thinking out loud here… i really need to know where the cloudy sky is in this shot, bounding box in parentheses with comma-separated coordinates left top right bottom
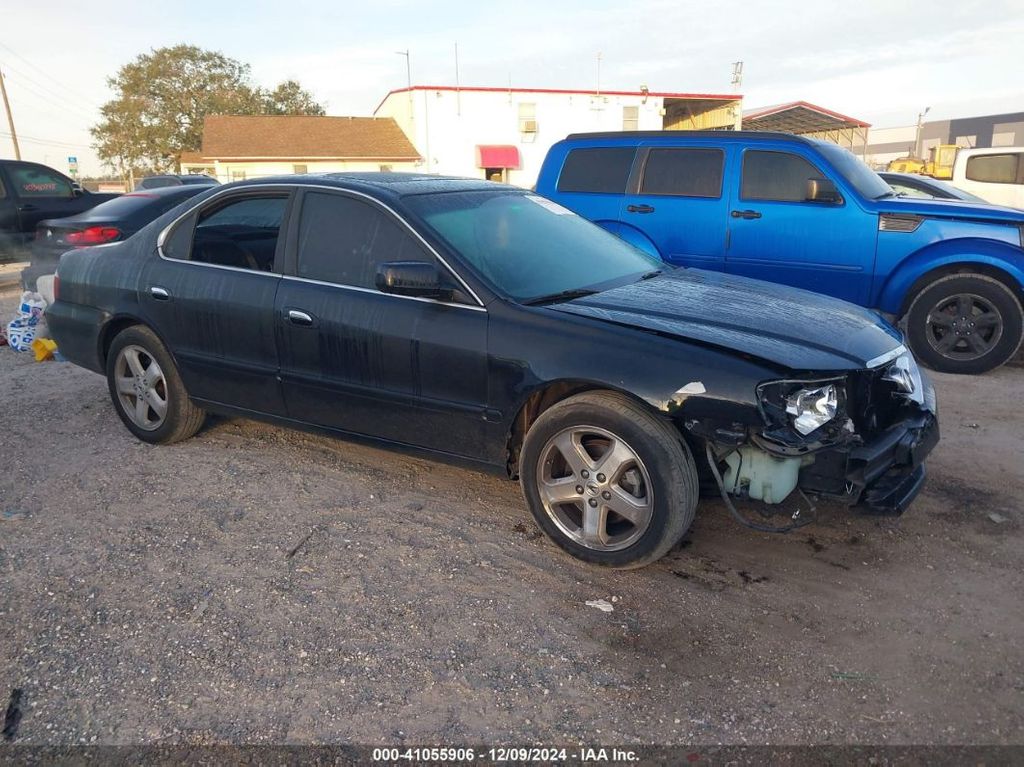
(2, 0, 1022, 176)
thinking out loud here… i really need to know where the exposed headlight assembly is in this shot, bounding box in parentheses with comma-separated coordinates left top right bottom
(758, 378, 848, 442)
(882, 351, 924, 405)
(785, 384, 840, 435)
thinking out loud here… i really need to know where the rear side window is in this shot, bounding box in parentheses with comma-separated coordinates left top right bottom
(741, 150, 822, 202)
(177, 195, 286, 271)
(965, 154, 1020, 184)
(557, 147, 636, 194)
(296, 192, 428, 289)
(7, 164, 73, 198)
(640, 148, 724, 197)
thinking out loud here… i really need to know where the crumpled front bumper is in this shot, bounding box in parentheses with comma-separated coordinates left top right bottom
(799, 380, 939, 515)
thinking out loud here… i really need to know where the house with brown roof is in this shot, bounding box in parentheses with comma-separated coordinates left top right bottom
(179, 115, 422, 182)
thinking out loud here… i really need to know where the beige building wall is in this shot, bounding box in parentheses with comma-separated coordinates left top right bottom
(180, 158, 419, 183)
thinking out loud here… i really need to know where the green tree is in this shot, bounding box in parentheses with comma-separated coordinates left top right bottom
(91, 45, 324, 175)
(261, 79, 326, 116)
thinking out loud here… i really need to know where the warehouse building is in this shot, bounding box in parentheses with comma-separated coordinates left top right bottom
(373, 85, 742, 187)
(865, 111, 1024, 169)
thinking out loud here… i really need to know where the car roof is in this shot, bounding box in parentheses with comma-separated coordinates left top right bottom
(562, 130, 819, 145)
(230, 172, 509, 200)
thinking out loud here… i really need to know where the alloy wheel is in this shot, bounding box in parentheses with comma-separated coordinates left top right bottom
(536, 425, 654, 551)
(114, 345, 168, 431)
(925, 293, 1003, 362)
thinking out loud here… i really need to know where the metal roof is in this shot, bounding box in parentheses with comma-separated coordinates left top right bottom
(743, 101, 870, 133)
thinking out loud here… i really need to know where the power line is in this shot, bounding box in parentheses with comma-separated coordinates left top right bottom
(0, 40, 102, 113)
(0, 129, 90, 149)
(0, 61, 99, 120)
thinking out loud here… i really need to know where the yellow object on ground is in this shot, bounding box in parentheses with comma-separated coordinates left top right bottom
(31, 337, 57, 362)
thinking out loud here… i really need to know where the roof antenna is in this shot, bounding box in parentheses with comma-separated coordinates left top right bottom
(731, 61, 744, 91)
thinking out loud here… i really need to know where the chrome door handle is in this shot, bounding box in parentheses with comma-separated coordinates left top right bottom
(287, 309, 314, 326)
(150, 286, 170, 300)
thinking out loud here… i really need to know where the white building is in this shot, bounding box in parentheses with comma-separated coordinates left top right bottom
(374, 85, 742, 187)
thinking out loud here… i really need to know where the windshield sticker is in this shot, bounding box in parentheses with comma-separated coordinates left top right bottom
(526, 195, 575, 215)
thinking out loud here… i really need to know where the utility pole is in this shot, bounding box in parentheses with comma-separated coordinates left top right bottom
(596, 52, 602, 96)
(914, 106, 931, 159)
(0, 65, 22, 160)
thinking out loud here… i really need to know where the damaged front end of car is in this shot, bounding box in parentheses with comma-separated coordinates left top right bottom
(681, 347, 939, 529)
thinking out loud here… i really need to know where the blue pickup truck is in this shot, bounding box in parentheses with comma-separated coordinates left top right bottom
(536, 132, 1024, 374)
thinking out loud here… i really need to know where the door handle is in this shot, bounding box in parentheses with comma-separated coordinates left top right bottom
(149, 286, 170, 300)
(17, 204, 38, 212)
(730, 209, 762, 220)
(286, 309, 315, 326)
(626, 204, 656, 214)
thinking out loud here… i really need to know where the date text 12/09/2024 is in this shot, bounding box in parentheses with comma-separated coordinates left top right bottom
(371, 746, 640, 762)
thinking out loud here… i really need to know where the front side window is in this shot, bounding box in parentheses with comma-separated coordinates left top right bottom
(406, 190, 661, 302)
(966, 154, 1020, 184)
(296, 192, 429, 289)
(740, 150, 824, 202)
(183, 195, 286, 271)
(640, 148, 723, 197)
(556, 147, 637, 194)
(8, 164, 73, 198)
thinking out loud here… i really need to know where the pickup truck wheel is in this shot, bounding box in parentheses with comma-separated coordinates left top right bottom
(519, 391, 698, 569)
(106, 325, 206, 444)
(905, 274, 1023, 374)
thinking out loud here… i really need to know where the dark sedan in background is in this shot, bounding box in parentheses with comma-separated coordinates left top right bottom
(47, 174, 938, 568)
(21, 184, 215, 290)
(879, 171, 989, 203)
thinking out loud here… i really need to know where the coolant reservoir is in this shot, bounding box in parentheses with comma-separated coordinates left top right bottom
(722, 447, 810, 505)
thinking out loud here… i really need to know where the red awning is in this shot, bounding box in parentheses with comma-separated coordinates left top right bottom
(475, 145, 521, 169)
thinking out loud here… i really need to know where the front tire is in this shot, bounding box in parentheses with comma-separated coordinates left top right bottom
(519, 391, 698, 569)
(106, 325, 206, 444)
(905, 273, 1023, 374)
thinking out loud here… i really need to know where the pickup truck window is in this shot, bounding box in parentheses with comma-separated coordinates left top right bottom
(8, 165, 73, 198)
(966, 153, 1020, 184)
(557, 147, 636, 194)
(640, 148, 723, 198)
(741, 150, 823, 202)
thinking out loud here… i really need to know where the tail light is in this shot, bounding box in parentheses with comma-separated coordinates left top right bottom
(66, 226, 122, 246)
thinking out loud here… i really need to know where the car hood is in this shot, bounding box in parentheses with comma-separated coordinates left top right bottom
(873, 196, 1024, 222)
(549, 269, 904, 371)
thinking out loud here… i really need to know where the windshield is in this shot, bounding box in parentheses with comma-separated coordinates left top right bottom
(405, 191, 662, 302)
(815, 142, 893, 200)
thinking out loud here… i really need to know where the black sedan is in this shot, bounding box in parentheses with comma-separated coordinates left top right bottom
(47, 174, 938, 568)
(22, 184, 215, 290)
(879, 171, 989, 203)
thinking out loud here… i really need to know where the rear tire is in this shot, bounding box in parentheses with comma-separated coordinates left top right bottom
(905, 273, 1023, 374)
(106, 325, 205, 444)
(519, 391, 698, 569)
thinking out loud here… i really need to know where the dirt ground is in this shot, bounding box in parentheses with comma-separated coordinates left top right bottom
(0, 285, 1021, 747)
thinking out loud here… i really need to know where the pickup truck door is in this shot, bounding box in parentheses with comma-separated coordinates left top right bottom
(3, 162, 92, 242)
(0, 167, 19, 255)
(725, 147, 877, 305)
(617, 144, 730, 269)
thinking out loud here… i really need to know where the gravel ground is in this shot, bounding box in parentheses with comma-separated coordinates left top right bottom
(0, 285, 1022, 747)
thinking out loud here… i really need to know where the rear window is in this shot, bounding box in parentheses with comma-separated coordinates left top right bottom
(965, 154, 1020, 184)
(557, 147, 636, 194)
(83, 191, 193, 218)
(640, 148, 723, 197)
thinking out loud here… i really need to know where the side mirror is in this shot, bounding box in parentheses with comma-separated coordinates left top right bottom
(71, 183, 85, 197)
(375, 261, 448, 299)
(806, 178, 842, 204)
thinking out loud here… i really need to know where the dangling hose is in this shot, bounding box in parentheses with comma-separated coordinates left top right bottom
(704, 444, 815, 534)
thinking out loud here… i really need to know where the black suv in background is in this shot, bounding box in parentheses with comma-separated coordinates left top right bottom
(1, 160, 119, 262)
